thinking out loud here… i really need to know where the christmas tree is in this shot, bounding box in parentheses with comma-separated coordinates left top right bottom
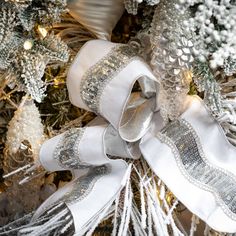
(0, 0, 236, 235)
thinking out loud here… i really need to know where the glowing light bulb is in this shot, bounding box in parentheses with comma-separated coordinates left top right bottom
(23, 39, 33, 50)
(38, 25, 48, 38)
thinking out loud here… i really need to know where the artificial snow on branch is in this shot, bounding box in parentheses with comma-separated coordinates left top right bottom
(0, 0, 69, 102)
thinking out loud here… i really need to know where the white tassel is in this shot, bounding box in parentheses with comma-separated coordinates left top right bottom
(122, 183, 133, 234)
(163, 199, 184, 236)
(147, 176, 182, 236)
(133, 162, 182, 236)
(20, 208, 69, 236)
(164, 199, 178, 224)
(147, 194, 153, 236)
(152, 197, 169, 235)
(61, 219, 73, 234)
(131, 204, 147, 236)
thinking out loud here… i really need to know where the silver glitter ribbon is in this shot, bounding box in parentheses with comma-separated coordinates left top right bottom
(157, 119, 236, 220)
(63, 165, 111, 205)
(11, 39, 236, 235)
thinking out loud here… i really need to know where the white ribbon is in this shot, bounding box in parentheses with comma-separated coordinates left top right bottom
(9, 39, 236, 235)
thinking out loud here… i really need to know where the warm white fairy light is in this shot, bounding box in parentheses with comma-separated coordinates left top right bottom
(38, 25, 48, 38)
(23, 39, 34, 50)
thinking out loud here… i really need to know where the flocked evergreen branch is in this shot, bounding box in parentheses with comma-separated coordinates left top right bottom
(193, 60, 223, 116)
(223, 57, 236, 76)
(0, 0, 69, 102)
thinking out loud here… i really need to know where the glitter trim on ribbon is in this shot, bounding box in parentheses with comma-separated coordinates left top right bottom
(65, 165, 111, 205)
(80, 45, 139, 114)
(157, 119, 236, 220)
(53, 128, 91, 169)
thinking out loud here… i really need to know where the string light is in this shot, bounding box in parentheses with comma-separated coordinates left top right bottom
(38, 25, 48, 38)
(23, 39, 34, 50)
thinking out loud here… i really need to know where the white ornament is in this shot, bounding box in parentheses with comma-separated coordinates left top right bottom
(6, 99, 44, 156)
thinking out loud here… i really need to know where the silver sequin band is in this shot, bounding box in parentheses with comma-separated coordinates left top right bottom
(157, 119, 236, 220)
(65, 165, 111, 205)
(53, 128, 92, 169)
(44, 165, 111, 211)
(80, 45, 139, 114)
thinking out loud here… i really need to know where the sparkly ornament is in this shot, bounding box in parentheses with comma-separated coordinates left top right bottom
(150, 0, 194, 121)
(5, 98, 44, 156)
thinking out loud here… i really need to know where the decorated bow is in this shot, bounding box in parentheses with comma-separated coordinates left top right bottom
(2, 39, 236, 236)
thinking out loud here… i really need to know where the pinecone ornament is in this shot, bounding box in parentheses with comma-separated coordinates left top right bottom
(150, 0, 194, 121)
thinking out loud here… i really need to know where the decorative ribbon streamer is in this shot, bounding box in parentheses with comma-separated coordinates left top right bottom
(140, 96, 236, 233)
(2, 40, 236, 235)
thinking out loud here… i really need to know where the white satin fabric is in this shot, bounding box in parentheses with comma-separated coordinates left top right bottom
(67, 39, 159, 142)
(37, 39, 161, 235)
(36, 39, 236, 234)
(140, 95, 236, 233)
(36, 124, 129, 234)
(67, 0, 124, 40)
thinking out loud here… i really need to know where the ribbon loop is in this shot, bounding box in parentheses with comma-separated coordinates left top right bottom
(67, 39, 160, 142)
